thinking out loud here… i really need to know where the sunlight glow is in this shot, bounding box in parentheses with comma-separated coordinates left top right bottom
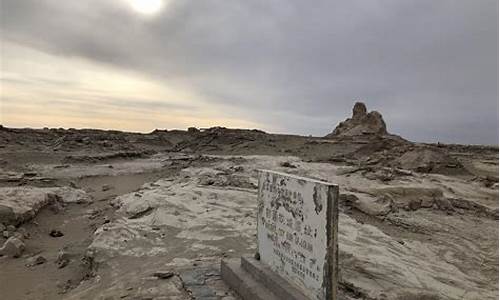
(1, 42, 265, 133)
(128, 0, 164, 15)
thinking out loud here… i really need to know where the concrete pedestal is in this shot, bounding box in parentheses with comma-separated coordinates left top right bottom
(221, 256, 310, 300)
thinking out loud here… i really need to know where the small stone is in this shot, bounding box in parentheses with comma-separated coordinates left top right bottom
(280, 162, 297, 168)
(26, 255, 47, 267)
(101, 185, 113, 191)
(254, 252, 260, 261)
(2, 230, 10, 239)
(420, 197, 435, 208)
(56, 250, 70, 269)
(407, 199, 422, 211)
(56, 279, 72, 293)
(435, 198, 454, 211)
(6, 225, 16, 232)
(0, 223, 5, 232)
(0, 237, 25, 258)
(152, 271, 175, 279)
(0, 205, 15, 225)
(35, 255, 47, 264)
(57, 249, 70, 261)
(57, 259, 69, 269)
(87, 209, 100, 220)
(15, 227, 29, 239)
(49, 230, 64, 238)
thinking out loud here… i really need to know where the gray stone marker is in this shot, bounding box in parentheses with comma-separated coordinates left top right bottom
(221, 170, 339, 300)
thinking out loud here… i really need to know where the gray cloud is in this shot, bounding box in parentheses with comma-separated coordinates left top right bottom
(1, 0, 498, 144)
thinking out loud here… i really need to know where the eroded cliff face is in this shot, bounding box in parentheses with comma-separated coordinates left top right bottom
(326, 102, 388, 137)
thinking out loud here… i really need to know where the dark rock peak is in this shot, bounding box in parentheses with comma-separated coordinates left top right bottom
(352, 102, 367, 120)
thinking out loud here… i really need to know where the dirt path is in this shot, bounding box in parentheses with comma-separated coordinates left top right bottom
(0, 170, 177, 300)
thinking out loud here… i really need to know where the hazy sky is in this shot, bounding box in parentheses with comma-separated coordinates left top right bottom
(1, 0, 498, 144)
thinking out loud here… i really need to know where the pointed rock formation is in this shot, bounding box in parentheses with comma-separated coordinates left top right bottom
(326, 102, 388, 137)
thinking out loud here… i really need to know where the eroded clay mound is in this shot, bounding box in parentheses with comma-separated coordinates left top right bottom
(395, 146, 468, 175)
(0, 186, 91, 226)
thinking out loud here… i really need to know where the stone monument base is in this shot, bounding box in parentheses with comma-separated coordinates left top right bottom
(221, 256, 309, 300)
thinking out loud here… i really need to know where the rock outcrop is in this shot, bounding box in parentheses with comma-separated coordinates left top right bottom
(0, 237, 25, 258)
(326, 102, 388, 137)
(0, 187, 91, 226)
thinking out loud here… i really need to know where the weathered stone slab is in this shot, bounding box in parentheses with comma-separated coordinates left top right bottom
(240, 256, 309, 300)
(221, 258, 282, 300)
(222, 257, 311, 300)
(257, 170, 339, 300)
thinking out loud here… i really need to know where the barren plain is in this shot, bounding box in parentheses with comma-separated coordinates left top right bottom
(0, 104, 498, 300)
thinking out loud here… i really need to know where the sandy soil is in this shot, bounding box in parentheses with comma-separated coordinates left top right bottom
(0, 125, 497, 300)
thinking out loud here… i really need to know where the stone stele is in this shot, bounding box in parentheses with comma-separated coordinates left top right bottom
(256, 170, 339, 300)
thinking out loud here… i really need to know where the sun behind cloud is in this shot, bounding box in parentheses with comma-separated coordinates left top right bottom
(127, 0, 165, 15)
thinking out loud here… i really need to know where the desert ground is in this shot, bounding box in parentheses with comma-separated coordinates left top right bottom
(0, 103, 498, 300)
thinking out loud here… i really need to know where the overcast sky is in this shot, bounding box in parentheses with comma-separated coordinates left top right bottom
(1, 0, 498, 144)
